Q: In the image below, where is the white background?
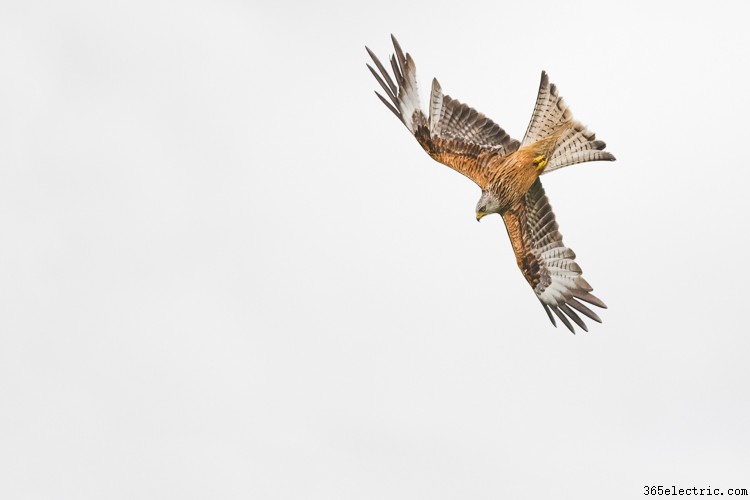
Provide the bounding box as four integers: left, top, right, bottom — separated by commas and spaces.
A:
1, 1, 749, 498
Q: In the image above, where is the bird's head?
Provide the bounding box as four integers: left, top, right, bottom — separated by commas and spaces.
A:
476, 191, 501, 221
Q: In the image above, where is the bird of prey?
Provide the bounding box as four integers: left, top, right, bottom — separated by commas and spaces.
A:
366, 35, 615, 333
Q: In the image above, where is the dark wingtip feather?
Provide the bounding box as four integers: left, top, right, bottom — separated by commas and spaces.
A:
389, 55, 403, 84
365, 45, 377, 62
589, 293, 607, 309
367, 63, 398, 106
374, 91, 401, 120
390, 36, 408, 81
391, 34, 404, 61
567, 298, 602, 323
551, 306, 576, 334
366, 46, 398, 96
541, 302, 557, 327
571, 290, 607, 309
559, 303, 588, 332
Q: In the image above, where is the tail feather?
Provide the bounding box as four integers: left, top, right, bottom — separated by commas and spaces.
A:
548, 149, 616, 171
544, 122, 615, 173
522, 72, 572, 147
523, 71, 615, 175
552, 124, 597, 156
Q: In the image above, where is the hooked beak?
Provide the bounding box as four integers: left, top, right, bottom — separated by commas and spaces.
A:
476, 211, 488, 222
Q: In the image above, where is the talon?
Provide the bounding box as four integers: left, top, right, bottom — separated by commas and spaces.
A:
534, 155, 548, 171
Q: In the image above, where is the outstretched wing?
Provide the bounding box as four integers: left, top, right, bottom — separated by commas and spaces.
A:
366, 35, 519, 187
501, 179, 606, 333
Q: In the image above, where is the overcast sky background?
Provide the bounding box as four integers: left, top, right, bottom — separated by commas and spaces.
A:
1, 1, 749, 499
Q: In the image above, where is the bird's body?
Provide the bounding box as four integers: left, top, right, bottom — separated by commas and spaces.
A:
483, 144, 549, 210
366, 36, 615, 333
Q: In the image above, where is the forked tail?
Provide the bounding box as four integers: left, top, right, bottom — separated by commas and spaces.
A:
522, 71, 615, 174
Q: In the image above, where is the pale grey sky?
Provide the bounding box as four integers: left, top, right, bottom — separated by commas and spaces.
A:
1, 1, 749, 499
